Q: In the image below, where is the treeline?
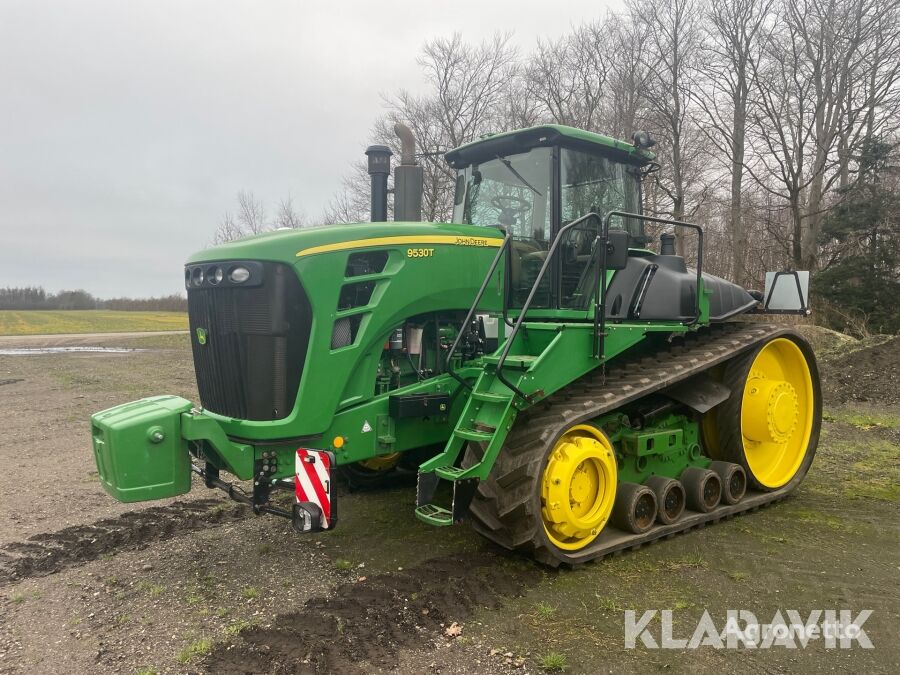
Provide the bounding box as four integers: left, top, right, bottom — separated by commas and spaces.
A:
0, 287, 187, 312
318, 0, 900, 335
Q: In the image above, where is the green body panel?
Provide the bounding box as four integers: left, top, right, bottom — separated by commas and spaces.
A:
181, 412, 253, 477
191, 221, 505, 441
321, 367, 477, 465
91, 396, 193, 502
591, 413, 710, 485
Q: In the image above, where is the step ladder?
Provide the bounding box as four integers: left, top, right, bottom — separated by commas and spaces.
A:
414, 358, 534, 526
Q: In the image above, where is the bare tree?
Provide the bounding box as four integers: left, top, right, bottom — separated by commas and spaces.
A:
236, 190, 267, 234
322, 161, 372, 224
213, 212, 242, 245
836, 5, 900, 189
275, 194, 306, 229
632, 0, 705, 254
797, 0, 881, 270
502, 69, 544, 129
213, 190, 267, 243
214, 190, 311, 242
602, 14, 653, 139
747, 0, 883, 269
399, 32, 519, 221
693, 0, 774, 285
415, 32, 519, 149
525, 21, 608, 130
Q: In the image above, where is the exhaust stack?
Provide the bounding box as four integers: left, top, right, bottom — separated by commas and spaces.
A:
393, 123, 424, 222
365, 144, 392, 222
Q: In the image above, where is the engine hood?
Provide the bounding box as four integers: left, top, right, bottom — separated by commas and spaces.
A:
186, 221, 503, 266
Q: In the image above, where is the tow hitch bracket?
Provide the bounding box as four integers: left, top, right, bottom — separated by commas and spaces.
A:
192, 447, 338, 532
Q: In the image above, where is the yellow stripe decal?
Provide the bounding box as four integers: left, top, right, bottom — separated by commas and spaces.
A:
296, 234, 504, 258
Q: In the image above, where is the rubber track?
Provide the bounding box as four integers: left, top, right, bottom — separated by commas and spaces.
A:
0, 498, 249, 585
466, 322, 814, 567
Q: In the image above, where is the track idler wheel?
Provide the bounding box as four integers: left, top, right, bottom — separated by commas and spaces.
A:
611, 482, 658, 534
644, 475, 686, 525
716, 336, 821, 490
710, 461, 747, 505
681, 467, 722, 513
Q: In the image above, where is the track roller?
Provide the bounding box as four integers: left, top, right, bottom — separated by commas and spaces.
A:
611, 482, 658, 534
710, 461, 747, 505
681, 467, 722, 513
644, 475, 686, 525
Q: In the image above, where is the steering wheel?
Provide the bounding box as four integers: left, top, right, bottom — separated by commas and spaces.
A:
491, 195, 530, 226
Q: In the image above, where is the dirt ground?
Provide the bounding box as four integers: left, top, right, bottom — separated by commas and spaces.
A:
0, 330, 897, 674
818, 335, 900, 405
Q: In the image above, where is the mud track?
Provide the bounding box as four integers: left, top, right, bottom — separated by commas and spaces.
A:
0, 498, 248, 585
203, 552, 541, 675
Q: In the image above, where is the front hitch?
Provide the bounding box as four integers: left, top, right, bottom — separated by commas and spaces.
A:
193, 448, 337, 532
91, 397, 337, 532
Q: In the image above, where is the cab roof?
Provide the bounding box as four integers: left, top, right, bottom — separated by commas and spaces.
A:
444, 124, 655, 169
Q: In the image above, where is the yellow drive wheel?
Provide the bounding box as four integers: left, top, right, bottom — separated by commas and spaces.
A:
700, 410, 720, 459
540, 424, 617, 551
717, 336, 820, 490
357, 452, 401, 472
341, 453, 402, 490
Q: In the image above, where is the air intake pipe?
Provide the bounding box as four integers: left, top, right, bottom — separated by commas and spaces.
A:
365, 145, 392, 222
393, 122, 424, 222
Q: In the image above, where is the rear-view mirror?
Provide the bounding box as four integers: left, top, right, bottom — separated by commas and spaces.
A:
605, 229, 630, 270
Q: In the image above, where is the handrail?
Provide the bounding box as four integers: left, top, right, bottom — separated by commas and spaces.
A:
445, 227, 512, 391
594, 210, 704, 359
495, 212, 603, 402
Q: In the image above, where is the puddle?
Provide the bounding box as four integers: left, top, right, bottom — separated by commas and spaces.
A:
0, 347, 146, 356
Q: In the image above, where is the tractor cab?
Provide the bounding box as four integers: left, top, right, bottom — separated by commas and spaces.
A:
446, 124, 759, 323
446, 125, 651, 310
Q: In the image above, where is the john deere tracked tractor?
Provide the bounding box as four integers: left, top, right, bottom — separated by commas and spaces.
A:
91, 124, 820, 566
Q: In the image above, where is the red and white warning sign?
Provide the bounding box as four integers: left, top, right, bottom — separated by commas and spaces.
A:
294, 448, 335, 529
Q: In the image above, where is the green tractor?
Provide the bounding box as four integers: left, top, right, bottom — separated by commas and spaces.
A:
91, 124, 820, 566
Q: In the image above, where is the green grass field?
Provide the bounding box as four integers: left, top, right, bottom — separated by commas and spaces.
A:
0, 310, 188, 336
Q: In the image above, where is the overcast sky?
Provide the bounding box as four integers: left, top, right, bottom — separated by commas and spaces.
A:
1, 0, 619, 298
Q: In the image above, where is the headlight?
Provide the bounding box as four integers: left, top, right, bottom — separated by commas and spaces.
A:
229, 266, 251, 284
192, 267, 204, 286
209, 267, 224, 285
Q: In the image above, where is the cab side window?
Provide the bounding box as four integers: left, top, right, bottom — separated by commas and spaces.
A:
559, 150, 641, 308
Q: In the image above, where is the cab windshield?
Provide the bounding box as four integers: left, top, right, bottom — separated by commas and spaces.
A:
451, 147, 553, 244
451, 144, 643, 309
451, 146, 642, 237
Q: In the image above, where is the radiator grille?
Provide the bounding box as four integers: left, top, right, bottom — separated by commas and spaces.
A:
187, 262, 312, 421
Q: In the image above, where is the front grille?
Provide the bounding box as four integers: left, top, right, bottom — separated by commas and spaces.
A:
187, 262, 312, 421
